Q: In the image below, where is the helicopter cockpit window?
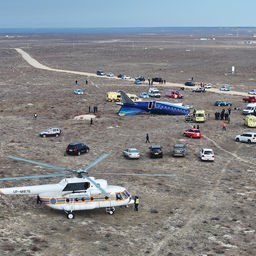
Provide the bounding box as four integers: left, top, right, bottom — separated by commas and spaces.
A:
123, 190, 130, 197
122, 191, 128, 199
116, 193, 122, 200
63, 182, 90, 192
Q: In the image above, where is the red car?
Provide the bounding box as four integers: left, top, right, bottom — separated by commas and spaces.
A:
165, 90, 183, 99
184, 128, 202, 138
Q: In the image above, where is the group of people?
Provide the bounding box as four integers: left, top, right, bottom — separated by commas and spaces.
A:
88, 105, 98, 113
215, 108, 231, 122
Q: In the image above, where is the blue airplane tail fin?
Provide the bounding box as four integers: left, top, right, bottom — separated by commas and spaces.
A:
119, 91, 134, 105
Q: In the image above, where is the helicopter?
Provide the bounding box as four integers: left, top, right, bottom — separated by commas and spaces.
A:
0, 154, 176, 219
0, 154, 135, 219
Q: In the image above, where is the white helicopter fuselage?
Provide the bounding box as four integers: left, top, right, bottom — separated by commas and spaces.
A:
0, 176, 134, 212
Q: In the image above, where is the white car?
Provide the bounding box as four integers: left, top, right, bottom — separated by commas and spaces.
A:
220, 85, 231, 91
199, 148, 214, 161
235, 132, 256, 143
123, 148, 140, 159
248, 89, 256, 95
204, 83, 212, 89
107, 72, 114, 77
39, 128, 61, 138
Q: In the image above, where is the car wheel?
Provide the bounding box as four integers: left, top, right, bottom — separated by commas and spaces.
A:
77, 151, 81, 156
43, 134, 46, 138
55, 134, 59, 137
235, 138, 240, 142
248, 140, 251, 144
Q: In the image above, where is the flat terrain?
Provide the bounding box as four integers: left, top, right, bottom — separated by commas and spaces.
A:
0, 33, 255, 256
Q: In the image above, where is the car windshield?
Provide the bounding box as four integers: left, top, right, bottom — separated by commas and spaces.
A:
129, 149, 139, 153
174, 144, 185, 149
204, 150, 213, 155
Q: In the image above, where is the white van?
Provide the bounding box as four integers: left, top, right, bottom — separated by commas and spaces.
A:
243, 103, 256, 115
148, 87, 161, 98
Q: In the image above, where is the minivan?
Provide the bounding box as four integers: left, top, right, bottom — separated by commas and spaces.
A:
235, 132, 256, 143
242, 103, 256, 115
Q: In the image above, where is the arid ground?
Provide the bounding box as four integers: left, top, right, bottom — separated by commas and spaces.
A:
0, 32, 255, 256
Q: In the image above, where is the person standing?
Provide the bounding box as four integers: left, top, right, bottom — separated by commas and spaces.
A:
146, 133, 150, 143
33, 113, 38, 119
134, 196, 140, 211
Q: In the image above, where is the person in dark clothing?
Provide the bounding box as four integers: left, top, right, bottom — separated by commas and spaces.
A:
90, 118, 93, 125
224, 112, 229, 121
146, 133, 150, 143
88, 106, 91, 113
228, 107, 231, 115
197, 124, 200, 130
86, 80, 88, 85
220, 109, 225, 120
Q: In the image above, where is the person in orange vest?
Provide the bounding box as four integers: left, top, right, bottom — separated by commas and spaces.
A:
222, 122, 227, 130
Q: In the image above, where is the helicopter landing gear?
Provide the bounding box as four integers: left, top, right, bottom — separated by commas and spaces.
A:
66, 211, 75, 219
106, 207, 115, 215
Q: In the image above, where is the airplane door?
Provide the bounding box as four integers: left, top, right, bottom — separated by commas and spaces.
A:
148, 102, 154, 110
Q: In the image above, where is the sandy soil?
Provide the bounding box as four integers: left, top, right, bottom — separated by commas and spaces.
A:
0, 33, 255, 256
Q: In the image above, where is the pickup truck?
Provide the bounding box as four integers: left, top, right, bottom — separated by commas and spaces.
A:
243, 96, 256, 103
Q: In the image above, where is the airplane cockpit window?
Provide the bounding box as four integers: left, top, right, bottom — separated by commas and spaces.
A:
63, 182, 90, 192
116, 193, 122, 200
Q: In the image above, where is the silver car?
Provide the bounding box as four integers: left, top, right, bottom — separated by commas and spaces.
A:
172, 144, 187, 157
123, 148, 140, 159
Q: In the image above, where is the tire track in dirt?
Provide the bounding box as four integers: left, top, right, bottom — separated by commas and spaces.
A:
147, 136, 251, 256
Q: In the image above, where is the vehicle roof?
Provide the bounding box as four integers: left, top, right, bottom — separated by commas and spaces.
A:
202, 148, 213, 151
239, 132, 256, 135
187, 128, 200, 132
174, 144, 186, 147
126, 148, 139, 151
68, 142, 84, 146
150, 145, 162, 149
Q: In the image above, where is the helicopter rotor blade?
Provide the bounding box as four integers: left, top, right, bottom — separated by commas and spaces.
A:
97, 172, 176, 177
7, 156, 66, 171
76, 153, 108, 173
0, 173, 67, 181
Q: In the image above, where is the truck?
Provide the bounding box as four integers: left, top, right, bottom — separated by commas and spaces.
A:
242, 96, 256, 103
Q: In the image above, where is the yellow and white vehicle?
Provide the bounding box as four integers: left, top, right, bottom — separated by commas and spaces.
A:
106, 91, 122, 102
194, 110, 206, 122
244, 114, 256, 127
106, 92, 140, 102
